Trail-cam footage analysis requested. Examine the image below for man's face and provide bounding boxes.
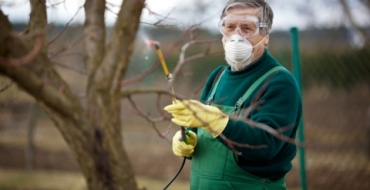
[222,7,269,63]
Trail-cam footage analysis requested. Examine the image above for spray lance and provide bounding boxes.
[146,40,188,189]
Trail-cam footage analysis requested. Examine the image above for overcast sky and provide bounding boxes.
[1,0,369,32]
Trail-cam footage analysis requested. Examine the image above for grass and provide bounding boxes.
[0,168,189,190]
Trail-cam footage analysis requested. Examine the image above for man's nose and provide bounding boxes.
[234,27,242,35]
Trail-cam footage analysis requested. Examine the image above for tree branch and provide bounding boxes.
[0,32,44,66]
[339,0,367,44]
[0,64,80,121]
[29,0,47,52]
[0,6,83,123]
[94,0,145,94]
[83,0,106,76]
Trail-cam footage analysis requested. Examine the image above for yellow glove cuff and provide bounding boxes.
[204,114,229,137]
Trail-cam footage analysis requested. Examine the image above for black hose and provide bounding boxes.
[162,157,186,190]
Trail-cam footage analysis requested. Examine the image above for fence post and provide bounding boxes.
[290,27,308,190]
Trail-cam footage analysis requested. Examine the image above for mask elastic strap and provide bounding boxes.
[239,35,268,63]
[252,35,269,48]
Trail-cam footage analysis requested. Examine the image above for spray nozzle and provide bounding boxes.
[146,40,160,49]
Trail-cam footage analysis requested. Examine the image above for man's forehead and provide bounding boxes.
[226,7,259,16]
[223,14,259,23]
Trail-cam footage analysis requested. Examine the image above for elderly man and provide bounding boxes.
[164,0,302,189]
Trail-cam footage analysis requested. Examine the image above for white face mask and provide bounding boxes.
[224,34,267,70]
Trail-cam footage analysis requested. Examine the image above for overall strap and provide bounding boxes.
[206,67,226,105]
[234,66,287,111]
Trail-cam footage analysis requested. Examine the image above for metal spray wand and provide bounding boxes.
[146,40,187,144]
[147,40,188,190]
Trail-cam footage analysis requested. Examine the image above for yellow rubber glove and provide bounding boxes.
[172,130,197,157]
[164,100,229,137]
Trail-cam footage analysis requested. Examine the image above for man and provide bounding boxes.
[164,0,302,189]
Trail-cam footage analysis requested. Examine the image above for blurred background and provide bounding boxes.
[0,0,369,189]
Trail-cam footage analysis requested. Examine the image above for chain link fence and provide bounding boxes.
[269,25,370,189]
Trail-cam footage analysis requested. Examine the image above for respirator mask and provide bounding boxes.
[218,14,269,69]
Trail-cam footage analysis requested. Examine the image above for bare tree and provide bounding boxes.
[0,0,144,189]
[0,0,227,189]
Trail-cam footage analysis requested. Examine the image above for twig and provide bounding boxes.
[118,28,193,87]
[169,39,221,87]
[46,0,66,8]
[189,78,207,99]
[126,96,171,142]
[145,5,175,21]
[47,6,83,47]
[106,1,120,8]
[52,61,87,75]
[0,81,13,93]
[219,133,268,155]
[156,93,172,120]
[48,36,83,58]
[119,88,176,99]
[53,52,84,58]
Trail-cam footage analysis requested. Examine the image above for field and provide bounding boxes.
[0,85,369,190]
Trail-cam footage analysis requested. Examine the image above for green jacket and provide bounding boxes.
[192,50,302,181]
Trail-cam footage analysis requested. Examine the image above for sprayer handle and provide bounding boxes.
[178,127,188,144]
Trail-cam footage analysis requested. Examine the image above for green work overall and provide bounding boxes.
[190,66,287,190]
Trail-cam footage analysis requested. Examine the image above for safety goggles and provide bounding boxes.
[218,15,268,38]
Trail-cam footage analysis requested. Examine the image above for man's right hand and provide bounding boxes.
[172,130,197,157]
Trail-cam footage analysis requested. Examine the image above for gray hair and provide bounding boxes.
[220,0,274,35]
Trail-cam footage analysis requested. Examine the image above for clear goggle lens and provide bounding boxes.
[218,15,268,38]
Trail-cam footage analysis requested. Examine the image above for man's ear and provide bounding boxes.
[264,35,269,46]
[222,36,226,49]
